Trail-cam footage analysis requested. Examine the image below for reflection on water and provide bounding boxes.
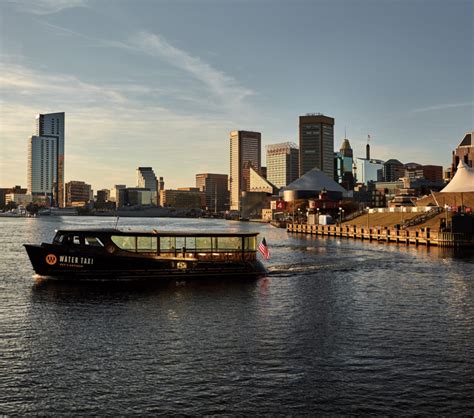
[1,216,473,415]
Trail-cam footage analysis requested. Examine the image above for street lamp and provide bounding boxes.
[444,204,449,230]
[316,208,320,225]
[338,207,342,225]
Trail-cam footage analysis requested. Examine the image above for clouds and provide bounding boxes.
[126,31,254,112]
[7,0,88,15]
[0,61,236,189]
[412,102,474,113]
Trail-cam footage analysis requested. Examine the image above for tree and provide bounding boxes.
[26,203,39,215]
[4,201,17,211]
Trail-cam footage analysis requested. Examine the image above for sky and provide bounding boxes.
[0,0,473,190]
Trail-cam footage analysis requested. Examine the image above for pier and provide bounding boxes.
[287,223,474,247]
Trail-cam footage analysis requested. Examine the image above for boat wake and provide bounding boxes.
[267,263,338,277]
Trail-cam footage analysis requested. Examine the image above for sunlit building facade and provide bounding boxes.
[266,142,299,188]
[229,130,261,211]
[36,112,65,207]
[27,135,58,204]
[196,173,229,212]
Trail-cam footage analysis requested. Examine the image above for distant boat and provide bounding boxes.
[24,228,268,281]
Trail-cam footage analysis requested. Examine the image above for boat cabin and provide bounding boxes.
[51,229,259,261]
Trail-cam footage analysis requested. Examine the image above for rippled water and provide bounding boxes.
[1,216,473,414]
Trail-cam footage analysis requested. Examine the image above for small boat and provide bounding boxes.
[24,228,268,280]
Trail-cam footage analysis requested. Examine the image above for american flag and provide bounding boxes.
[258,237,270,260]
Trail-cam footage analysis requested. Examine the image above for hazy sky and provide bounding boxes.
[1,0,473,190]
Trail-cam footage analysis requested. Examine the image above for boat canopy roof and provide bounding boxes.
[54,228,259,238]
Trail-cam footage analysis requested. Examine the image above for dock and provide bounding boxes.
[287,223,474,248]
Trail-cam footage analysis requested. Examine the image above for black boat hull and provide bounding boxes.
[24,244,268,281]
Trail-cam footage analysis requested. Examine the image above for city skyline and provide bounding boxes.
[0,0,472,190]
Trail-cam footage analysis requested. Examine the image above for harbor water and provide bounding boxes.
[1,217,473,414]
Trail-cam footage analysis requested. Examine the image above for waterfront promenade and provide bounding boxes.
[288,223,474,247]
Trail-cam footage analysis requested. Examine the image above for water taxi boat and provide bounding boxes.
[24,228,268,280]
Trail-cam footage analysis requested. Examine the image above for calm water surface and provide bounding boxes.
[1,216,473,414]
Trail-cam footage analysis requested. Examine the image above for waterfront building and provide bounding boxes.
[137,167,158,191]
[96,189,110,203]
[5,193,33,206]
[65,181,91,207]
[266,142,299,188]
[383,159,405,182]
[160,189,205,209]
[280,167,346,202]
[1,186,27,209]
[299,114,334,178]
[353,183,386,208]
[249,167,278,194]
[27,135,58,205]
[229,130,261,211]
[110,185,126,203]
[450,132,473,178]
[354,157,384,184]
[334,138,354,190]
[195,173,229,213]
[35,112,65,207]
[118,188,155,207]
[137,167,158,205]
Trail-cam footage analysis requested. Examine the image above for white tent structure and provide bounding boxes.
[441,160,474,193]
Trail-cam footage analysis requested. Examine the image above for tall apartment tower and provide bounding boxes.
[27,135,58,203]
[266,142,299,188]
[229,130,261,211]
[196,173,229,213]
[299,114,334,178]
[36,112,65,207]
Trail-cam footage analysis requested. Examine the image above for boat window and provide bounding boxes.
[175,237,185,250]
[216,236,242,250]
[185,237,196,250]
[53,233,64,244]
[244,236,256,251]
[73,236,81,245]
[137,236,157,252]
[160,237,175,250]
[84,236,104,247]
[195,237,212,251]
[111,235,136,251]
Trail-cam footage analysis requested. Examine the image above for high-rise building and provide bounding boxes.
[266,142,299,188]
[334,138,354,190]
[196,173,229,213]
[35,112,65,207]
[299,114,334,178]
[229,130,261,211]
[27,135,58,205]
[65,181,91,207]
